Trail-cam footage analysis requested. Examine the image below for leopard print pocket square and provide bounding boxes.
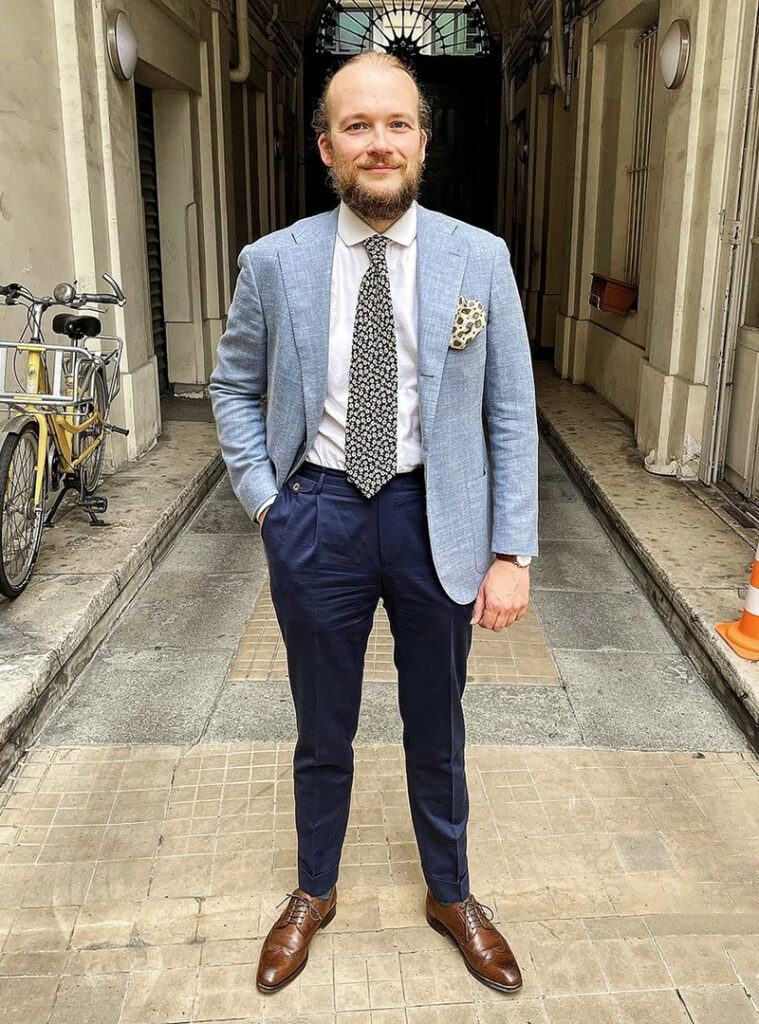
[449,296,488,349]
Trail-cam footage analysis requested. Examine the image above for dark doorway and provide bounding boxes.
[303,48,502,232]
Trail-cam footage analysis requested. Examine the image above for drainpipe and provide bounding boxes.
[230,0,250,83]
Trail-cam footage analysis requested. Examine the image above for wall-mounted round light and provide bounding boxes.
[659,19,690,90]
[107,11,138,81]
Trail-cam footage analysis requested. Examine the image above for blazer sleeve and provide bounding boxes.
[209,247,279,520]
[484,237,539,557]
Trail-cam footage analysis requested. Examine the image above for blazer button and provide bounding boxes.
[292,481,301,492]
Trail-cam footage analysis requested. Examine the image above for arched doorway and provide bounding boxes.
[302,0,502,231]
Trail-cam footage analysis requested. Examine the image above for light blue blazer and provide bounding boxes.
[209,203,539,604]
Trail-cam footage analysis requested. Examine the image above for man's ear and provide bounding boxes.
[317,132,333,167]
[420,129,428,163]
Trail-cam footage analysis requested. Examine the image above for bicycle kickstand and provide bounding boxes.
[45,478,78,528]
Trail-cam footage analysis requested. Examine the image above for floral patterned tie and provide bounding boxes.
[344,234,398,498]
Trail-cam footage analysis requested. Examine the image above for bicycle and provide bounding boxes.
[0,274,130,598]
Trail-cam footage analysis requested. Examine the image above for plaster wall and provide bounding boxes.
[0,2,73,351]
[0,0,297,470]
[536,0,749,482]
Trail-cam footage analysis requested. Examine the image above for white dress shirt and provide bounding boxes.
[255,199,423,521]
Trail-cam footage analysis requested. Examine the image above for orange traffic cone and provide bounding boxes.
[716,542,759,660]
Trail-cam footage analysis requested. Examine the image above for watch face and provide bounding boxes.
[515,555,532,567]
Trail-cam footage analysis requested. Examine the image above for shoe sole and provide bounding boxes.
[256,903,337,993]
[425,910,523,993]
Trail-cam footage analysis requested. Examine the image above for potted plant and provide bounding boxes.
[589,272,638,315]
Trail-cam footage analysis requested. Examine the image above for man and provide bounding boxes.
[210,50,538,996]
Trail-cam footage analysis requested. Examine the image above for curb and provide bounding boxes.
[0,449,224,784]
[537,406,759,753]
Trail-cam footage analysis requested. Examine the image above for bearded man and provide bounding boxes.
[210,49,538,996]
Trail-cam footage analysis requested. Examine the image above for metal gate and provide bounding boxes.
[135,83,170,396]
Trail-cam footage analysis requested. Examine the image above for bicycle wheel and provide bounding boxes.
[73,368,107,495]
[0,424,46,598]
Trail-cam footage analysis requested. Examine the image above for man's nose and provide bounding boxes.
[366,128,393,152]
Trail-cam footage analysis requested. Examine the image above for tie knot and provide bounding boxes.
[363,234,388,266]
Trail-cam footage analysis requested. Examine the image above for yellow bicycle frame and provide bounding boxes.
[13,344,104,507]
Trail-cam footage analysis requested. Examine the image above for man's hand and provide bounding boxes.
[470,560,530,631]
[258,507,269,528]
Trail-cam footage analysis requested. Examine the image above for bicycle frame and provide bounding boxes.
[0,296,124,508]
[0,274,127,596]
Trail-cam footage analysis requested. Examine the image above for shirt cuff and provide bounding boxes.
[254,493,278,524]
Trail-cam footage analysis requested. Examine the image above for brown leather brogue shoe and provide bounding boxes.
[256,886,337,993]
[425,890,522,993]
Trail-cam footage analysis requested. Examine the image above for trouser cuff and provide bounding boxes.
[425,870,470,905]
[298,862,339,896]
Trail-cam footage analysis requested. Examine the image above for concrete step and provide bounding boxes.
[0,419,223,783]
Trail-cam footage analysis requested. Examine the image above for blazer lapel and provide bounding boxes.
[278,206,339,446]
[277,202,468,452]
[416,205,469,446]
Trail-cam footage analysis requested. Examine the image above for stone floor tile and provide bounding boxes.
[4,905,77,952]
[655,934,739,986]
[405,1005,479,1024]
[542,994,620,1024]
[528,939,607,997]
[677,984,759,1023]
[0,976,60,1024]
[136,897,200,945]
[0,950,67,976]
[121,966,197,1023]
[70,900,137,949]
[590,935,671,991]
[149,854,214,898]
[545,876,616,918]
[612,990,693,1023]
[85,857,153,903]
[49,972,128,1024]
[21,861,95,907]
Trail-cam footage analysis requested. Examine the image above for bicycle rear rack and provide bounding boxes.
[0,336,123,412]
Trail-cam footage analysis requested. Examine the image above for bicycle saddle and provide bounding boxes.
[51,313,102,340]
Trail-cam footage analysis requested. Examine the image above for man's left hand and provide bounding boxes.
[470,560,530,632]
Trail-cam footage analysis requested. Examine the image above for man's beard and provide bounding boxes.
[326,149,424,221]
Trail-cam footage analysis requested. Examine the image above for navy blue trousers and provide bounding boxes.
[261,461,475,904]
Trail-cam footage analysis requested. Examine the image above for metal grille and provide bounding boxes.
[316,0,490,57]
[135,83,170,395]
[624,22,658,285]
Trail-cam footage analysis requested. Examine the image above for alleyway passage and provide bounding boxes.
[0,440,757,1023]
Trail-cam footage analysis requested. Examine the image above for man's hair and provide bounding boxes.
[311,50,432,142]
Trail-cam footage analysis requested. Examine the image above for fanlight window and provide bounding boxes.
[316,0,490,58]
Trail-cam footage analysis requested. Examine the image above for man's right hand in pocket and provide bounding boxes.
[259,507,268,527]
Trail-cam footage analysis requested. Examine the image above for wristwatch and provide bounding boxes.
[495,554,532,567]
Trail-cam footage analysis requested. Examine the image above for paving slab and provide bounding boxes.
[40,649,232,745]
[105,573,261,651]
[530,538,638,593]
[554,650,746,751]
[532,591,681,654]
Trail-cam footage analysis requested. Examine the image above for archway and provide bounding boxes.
[303,0,502,230]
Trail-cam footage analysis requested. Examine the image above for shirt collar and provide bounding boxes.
[338,199,417,248]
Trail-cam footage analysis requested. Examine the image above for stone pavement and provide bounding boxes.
[535,361,759,745]
[0,440,757,1022]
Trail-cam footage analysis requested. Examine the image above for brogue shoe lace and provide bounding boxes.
[275,891,324,931]
[460,895,495,940]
